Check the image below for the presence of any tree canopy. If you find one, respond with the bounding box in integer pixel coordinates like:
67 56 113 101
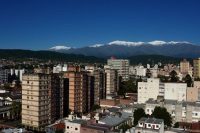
183 74 193 87
91 104 101 111
118 77 140 98
169 70 179 82
133 108 146 126
118 124 131 132
151 106 172 127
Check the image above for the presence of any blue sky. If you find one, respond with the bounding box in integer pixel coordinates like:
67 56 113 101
0 0 200 50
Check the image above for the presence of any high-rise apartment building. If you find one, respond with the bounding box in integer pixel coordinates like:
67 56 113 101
93 69 106 100
0 68 10 84
50 74 64 123
64 69 88 114
104 66 119 99
63 65 103 115
180 59 190 75
194 58 200 79
107 57 129 81
22 74 51 131
22 73 65 131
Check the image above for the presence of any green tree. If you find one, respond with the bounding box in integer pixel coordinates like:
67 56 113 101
10 102 21 120
169 70 179 82
118 124 131 132
118 78 138 98
173 122 179 128
158 75 169 82
152 106 172 127
133 108 146 126
184 74 193 87
118 82 126 98
91 104 101 111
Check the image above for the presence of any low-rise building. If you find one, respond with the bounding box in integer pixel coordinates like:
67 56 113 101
135 117 164 133
98 111 133 131
144 99 200 123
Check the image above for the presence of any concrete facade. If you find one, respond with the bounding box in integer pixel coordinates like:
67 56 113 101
138 78 161 104
107 58 129 81
164 83 187 101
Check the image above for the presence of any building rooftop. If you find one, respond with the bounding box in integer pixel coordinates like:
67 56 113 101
99 112 132 127
164 100 200 107
138 117 164 124
69 119 87 124
82 124 111 131
146 98 159 104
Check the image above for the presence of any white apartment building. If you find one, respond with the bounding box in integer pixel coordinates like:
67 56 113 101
53 64 67 73
150 69 158 78
10 69 25 81
64 120 82 133
137 78 161 104
136 66 147 77
164 83 187 101
107 58 129 81
138 78 187 103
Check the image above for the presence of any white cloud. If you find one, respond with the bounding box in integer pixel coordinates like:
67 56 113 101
50 46 71 50
108 40 144 46
89 44 104 48
148 40 167 45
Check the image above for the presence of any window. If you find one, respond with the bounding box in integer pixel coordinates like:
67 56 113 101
67 126 69 129
75 128 78 130
27 105 29 108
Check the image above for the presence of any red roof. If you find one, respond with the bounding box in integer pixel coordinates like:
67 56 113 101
53 123 65 130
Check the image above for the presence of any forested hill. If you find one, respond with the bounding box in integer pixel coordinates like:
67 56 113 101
0 49 191 65
0 49 104 63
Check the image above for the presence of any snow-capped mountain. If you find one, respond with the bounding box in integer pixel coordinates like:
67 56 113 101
50 46 71 50
108 40 191 46
49 40 199 58
89 44 104 48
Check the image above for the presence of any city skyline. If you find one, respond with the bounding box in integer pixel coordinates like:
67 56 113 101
0 0 200 50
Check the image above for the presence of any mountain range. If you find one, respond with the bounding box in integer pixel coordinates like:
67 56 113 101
50 40 200 58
